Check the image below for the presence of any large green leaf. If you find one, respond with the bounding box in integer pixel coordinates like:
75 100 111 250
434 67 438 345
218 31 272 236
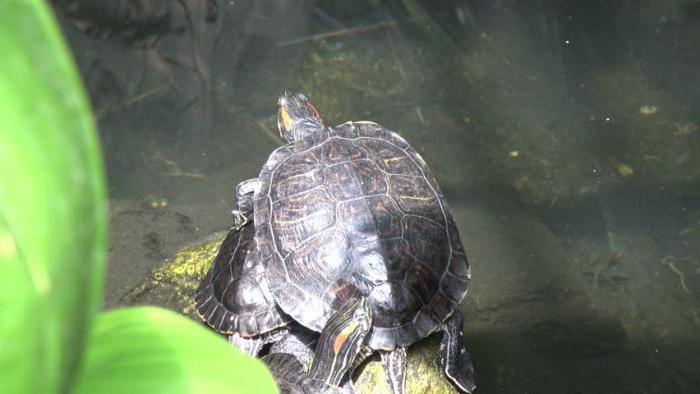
0 2 278 393
73 307 278 394
0 0 107 393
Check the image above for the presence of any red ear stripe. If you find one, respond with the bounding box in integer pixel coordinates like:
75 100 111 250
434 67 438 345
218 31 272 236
308 102 321 121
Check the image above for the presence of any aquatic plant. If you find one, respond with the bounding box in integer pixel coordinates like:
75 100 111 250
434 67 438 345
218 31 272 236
0 1 275 393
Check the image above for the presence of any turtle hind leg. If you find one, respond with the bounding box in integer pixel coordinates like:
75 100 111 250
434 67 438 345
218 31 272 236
380 347 407 394
439 311 476 393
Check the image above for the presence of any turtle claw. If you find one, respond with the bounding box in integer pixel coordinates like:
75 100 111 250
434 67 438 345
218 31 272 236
231 209 249 230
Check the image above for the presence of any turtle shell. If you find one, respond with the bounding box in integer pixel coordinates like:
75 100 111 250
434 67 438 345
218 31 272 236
194 222 291 336
254 121 470 350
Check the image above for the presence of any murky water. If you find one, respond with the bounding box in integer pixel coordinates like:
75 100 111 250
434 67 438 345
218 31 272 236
55 0 700 392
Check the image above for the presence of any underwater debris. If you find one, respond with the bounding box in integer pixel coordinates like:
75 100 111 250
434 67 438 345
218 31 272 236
95 82 172 119
276 20 398 47
674 121 698 137
549 188 563 209
589 251 628 292
609 160 634 177
638 105 658 116
415 106 426 125
257 119 284 144
143 194 168 209
661 255 691 294
148 144 207 179
161 159 206 179
513 176 529 191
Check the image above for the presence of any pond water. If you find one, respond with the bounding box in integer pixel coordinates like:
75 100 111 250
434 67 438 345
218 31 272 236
54 0 700 392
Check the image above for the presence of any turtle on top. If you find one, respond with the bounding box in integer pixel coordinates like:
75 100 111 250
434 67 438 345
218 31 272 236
195 91 475 394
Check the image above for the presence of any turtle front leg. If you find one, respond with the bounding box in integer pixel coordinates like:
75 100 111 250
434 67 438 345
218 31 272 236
228 332 265 356
380 347 407 394
231 178 261 229
438 311 476 393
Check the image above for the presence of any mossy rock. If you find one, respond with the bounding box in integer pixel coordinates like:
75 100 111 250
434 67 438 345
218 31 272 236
125 233 461 393
354 334 459 394
121 231 227 316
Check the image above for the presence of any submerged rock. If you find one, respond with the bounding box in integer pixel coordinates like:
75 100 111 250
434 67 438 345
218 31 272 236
124 234 462 393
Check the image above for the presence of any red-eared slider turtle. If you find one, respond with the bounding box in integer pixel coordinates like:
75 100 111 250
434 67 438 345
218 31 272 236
264 297 372 394
234 92 475 393
194 221 292 355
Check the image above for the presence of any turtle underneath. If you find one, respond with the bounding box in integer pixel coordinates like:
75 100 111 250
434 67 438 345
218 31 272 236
194 221 291 354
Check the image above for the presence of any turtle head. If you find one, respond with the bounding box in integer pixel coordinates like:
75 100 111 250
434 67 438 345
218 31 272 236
277 91 324 143
308 297 372 387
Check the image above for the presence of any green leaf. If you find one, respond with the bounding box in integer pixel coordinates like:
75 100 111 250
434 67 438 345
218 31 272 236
0 1 107 393
73 307 278 394
1 3 278 394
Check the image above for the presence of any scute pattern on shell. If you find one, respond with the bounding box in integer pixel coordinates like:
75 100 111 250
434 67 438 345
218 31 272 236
255 121 470 350
194 224 291 336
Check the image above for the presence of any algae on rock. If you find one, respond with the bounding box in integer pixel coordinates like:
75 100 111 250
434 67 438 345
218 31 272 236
354 335 460 394
121 232 226 316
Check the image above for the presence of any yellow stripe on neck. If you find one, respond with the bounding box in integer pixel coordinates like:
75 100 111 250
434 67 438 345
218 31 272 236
279 107 293 131
333 321 360 355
